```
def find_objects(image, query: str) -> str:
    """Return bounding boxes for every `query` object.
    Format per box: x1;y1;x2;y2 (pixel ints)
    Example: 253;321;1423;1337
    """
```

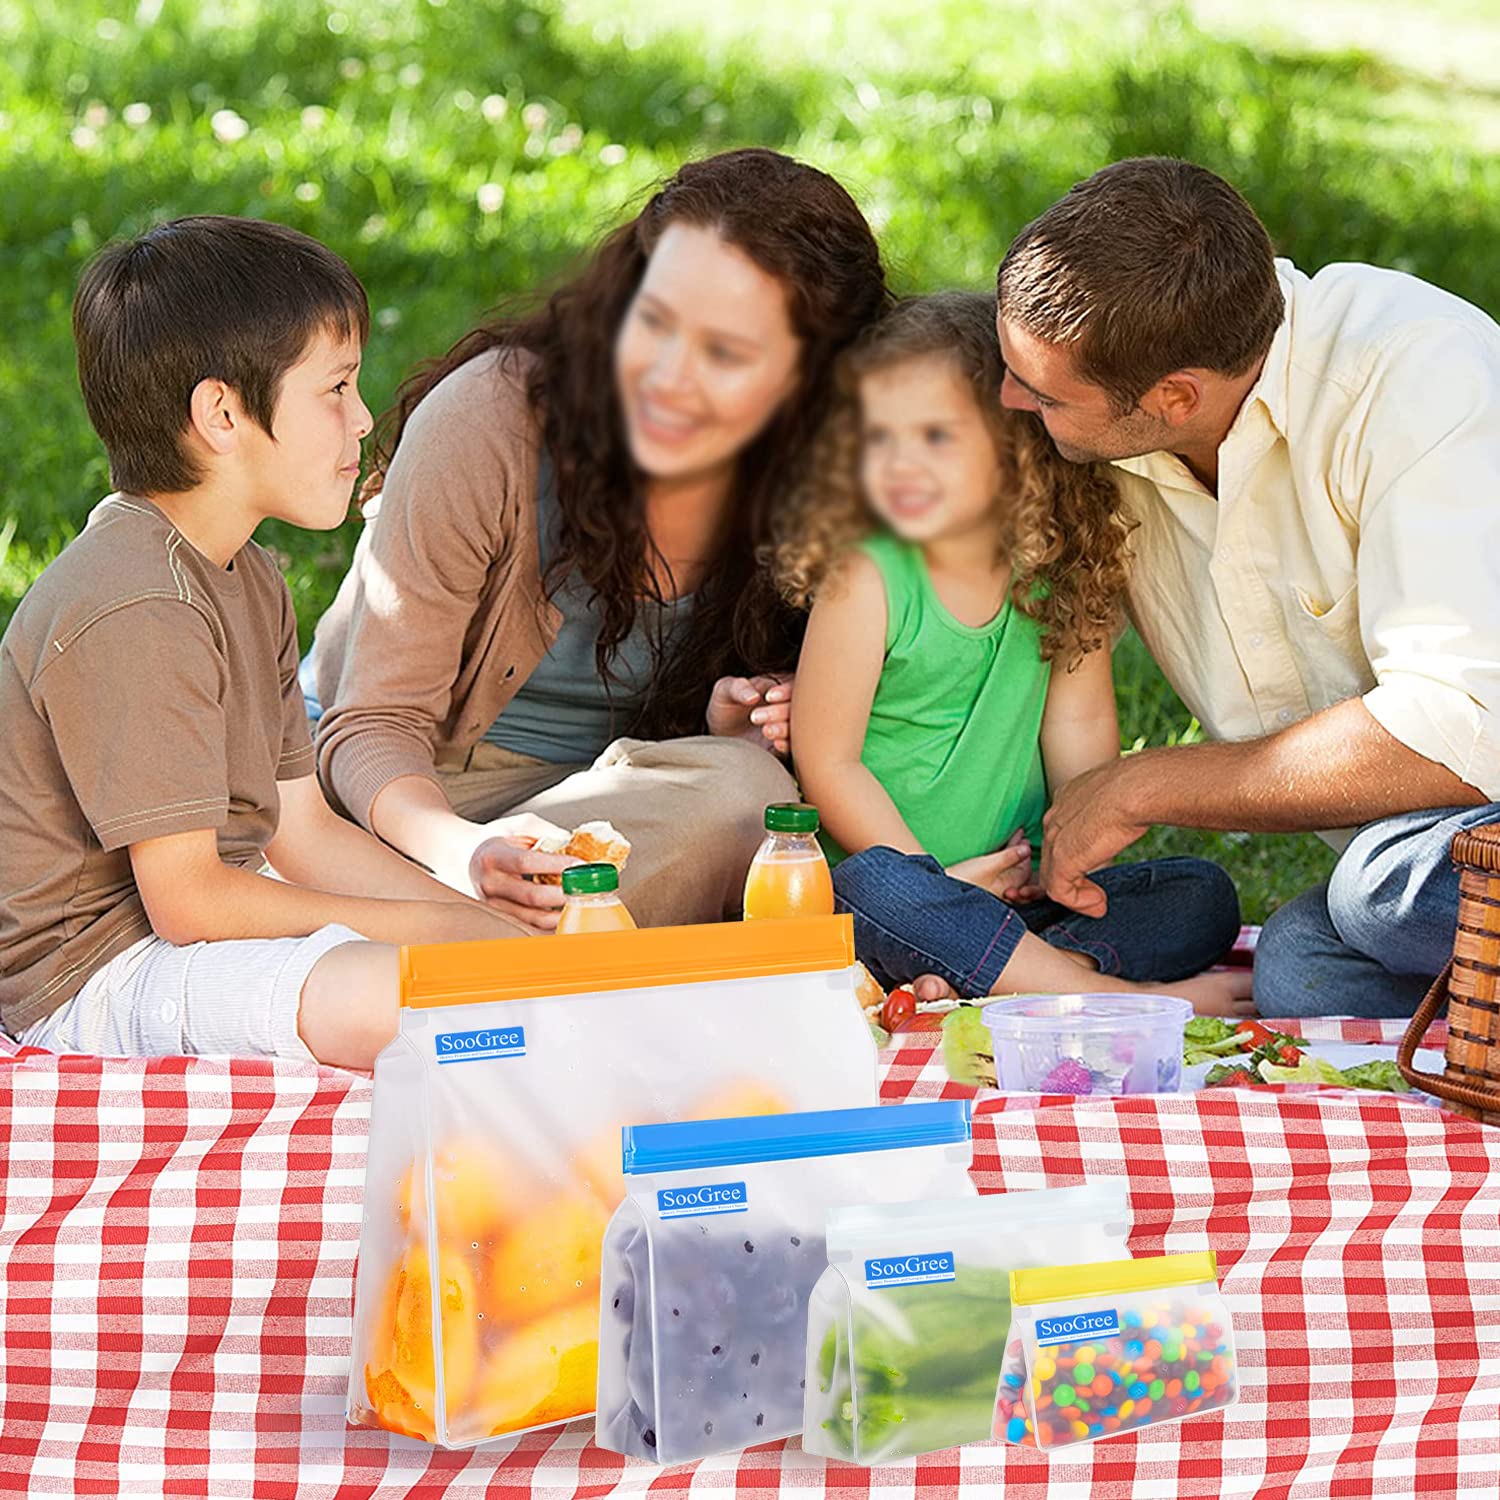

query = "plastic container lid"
621;1099;971;1174
982;992;1193;1038
764;802;820;834
561;862;620;896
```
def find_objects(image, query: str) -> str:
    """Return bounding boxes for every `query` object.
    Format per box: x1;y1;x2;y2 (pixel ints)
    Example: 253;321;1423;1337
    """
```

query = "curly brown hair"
362;148;890;739
772;291;1133;666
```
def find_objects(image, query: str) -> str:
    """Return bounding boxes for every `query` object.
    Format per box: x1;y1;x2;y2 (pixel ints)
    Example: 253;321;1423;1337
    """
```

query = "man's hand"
1040;760;1150;918
707;674;792;756
465;812;577;933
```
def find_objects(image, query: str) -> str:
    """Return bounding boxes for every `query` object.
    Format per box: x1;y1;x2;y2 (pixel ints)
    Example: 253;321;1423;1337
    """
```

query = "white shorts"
19;924;364;1061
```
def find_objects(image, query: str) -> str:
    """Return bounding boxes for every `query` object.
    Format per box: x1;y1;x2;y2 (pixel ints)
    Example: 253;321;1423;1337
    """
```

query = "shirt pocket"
1289;583;1371;707
1292;582;1356;625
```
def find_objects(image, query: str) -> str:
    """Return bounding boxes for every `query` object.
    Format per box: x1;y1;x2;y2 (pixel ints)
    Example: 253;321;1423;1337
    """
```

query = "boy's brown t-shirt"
0;494;315;1035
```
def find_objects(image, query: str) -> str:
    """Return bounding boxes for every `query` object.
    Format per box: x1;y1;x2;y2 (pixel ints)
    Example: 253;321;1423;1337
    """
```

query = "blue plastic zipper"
621;1100;971;1175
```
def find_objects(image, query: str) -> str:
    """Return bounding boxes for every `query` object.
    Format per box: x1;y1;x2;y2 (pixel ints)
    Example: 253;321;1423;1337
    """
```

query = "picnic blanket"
2;1017;1498;1498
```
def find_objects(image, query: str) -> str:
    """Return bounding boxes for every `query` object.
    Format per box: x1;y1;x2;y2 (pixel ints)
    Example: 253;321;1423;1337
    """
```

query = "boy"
0;216;533;1070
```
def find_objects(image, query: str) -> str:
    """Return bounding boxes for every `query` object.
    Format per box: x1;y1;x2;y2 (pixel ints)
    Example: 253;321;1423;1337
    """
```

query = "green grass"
6;0;1499;918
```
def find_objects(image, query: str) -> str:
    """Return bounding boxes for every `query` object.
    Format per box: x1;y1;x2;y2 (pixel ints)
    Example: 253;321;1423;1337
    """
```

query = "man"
995;156;1500;1017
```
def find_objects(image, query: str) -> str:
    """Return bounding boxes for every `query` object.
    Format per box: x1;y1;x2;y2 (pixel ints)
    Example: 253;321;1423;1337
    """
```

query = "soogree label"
656;1181;749;1219
434;1026;526;1063
1035;1308;1121;1346
864;1251;956;1288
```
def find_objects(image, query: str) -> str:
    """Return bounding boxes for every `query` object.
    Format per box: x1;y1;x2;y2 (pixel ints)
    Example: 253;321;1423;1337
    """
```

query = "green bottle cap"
561;862;620;896
764;802;820;834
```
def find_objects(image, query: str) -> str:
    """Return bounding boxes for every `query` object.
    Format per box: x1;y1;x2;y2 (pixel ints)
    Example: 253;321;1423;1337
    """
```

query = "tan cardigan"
313;349;564;829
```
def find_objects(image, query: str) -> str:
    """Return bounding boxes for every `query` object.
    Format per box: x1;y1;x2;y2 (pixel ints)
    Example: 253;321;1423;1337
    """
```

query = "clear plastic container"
743;803;834;919
980;993;1193;1096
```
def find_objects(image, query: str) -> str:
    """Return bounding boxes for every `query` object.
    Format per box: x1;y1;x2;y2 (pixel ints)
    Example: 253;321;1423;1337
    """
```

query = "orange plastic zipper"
399;914;855;1008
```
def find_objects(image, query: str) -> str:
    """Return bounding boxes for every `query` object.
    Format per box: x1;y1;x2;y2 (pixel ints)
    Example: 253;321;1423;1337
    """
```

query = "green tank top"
824;532;1050;868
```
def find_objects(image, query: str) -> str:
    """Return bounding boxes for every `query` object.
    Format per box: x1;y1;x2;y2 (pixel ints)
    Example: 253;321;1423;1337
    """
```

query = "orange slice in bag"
481;1188;610;1325
363;1246;482;1441
467;1297;601;1437
396;1138;536;1247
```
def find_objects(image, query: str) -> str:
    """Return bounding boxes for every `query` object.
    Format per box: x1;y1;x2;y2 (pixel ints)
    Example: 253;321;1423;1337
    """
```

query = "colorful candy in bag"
347;916;878;1447
1000;1250;1237;1448
802;1182;1130;1464
595;1100;974;1464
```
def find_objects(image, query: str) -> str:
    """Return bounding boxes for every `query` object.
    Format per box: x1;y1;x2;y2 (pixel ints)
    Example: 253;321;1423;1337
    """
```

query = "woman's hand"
465;813;578;934
946;829;1041;905
707;673;793;756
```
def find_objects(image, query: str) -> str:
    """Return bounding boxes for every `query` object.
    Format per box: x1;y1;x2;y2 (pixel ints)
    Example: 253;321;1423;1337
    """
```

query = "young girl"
781;293;1247;1012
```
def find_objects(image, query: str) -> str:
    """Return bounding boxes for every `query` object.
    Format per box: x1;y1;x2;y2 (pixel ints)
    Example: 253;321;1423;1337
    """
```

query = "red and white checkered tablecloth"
2;1018;1498;1499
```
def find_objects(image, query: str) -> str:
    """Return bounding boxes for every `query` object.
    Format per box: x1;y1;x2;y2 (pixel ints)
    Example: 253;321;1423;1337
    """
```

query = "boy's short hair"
73;216;370;495
997;157;1284;411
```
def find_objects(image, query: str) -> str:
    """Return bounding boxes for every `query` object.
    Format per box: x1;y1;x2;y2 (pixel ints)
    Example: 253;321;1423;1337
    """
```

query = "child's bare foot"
1151;968;1256;1018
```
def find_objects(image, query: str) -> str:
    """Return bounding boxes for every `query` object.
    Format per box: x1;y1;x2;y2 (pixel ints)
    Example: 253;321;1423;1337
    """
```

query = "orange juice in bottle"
556;863;637;934
743;802;834;919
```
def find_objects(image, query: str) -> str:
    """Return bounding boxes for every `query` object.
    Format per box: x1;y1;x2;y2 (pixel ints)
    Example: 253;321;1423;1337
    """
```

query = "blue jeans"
1253;804;1500;1018
832;847;1241;995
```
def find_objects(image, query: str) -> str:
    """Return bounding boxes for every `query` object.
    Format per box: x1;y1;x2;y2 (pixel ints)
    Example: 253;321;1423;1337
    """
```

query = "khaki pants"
435;736;798;928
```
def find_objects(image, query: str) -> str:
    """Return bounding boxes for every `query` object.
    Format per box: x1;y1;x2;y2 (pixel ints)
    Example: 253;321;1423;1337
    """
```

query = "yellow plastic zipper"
1011;1250;1219;1306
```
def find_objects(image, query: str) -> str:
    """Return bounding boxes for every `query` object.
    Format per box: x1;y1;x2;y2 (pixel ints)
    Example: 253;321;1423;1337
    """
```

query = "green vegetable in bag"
815;1267;1011;1458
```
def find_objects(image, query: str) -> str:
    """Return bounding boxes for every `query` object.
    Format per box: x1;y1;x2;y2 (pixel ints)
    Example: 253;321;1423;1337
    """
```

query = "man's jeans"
1253;804;1500;1018
832;847;1241;995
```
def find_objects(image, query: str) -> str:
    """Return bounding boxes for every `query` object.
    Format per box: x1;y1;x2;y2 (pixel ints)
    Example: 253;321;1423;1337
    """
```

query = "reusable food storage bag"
347;916;877;1447
596;1100;974;1463
1003;1251;1236;1449
803;1182;1130;1463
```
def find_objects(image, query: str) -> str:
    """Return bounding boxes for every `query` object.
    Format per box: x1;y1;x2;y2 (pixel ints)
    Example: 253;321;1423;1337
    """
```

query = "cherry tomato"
882;988;917;1031
1236;1021;1277;1051
1276;1043;1304;1066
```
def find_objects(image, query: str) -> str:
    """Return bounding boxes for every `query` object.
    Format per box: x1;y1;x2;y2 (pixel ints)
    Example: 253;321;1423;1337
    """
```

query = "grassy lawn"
5;0;1498;919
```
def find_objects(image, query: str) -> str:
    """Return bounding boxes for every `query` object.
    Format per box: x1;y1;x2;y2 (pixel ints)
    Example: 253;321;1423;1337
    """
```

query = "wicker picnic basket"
1398;824;1500;1125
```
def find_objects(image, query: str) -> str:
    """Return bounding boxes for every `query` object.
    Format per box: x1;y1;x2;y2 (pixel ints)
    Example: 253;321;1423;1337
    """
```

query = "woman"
311;148;890;931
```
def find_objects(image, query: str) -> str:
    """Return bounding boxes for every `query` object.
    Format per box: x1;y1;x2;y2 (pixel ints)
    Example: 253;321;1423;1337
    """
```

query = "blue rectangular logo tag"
434;1025;526;1064
656;1181;749;1219
1035;1309;1121;1346
864;1251;956;1288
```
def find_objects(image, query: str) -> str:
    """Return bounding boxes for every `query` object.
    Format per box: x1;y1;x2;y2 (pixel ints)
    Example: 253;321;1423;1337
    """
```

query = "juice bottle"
743;802;835;919
556;863;637;934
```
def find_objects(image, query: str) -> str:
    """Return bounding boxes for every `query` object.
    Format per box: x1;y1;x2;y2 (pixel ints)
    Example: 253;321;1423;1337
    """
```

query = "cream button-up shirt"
1112;258;1500;844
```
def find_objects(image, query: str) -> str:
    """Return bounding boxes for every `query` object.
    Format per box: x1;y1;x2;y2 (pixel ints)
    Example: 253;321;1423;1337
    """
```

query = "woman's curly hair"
772;291;1134;667
360;148;890;739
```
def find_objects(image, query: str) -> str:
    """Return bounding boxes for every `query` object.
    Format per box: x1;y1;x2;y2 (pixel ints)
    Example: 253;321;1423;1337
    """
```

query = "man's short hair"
997;157;1284;410
73;216;369;495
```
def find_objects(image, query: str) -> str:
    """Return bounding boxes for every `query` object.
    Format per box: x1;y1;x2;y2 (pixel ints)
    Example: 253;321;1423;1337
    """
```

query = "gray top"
484;460;695;763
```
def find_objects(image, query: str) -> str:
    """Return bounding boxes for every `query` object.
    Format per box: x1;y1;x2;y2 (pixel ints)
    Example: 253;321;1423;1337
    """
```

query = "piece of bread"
530;820;632;885
853;960;886;1021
